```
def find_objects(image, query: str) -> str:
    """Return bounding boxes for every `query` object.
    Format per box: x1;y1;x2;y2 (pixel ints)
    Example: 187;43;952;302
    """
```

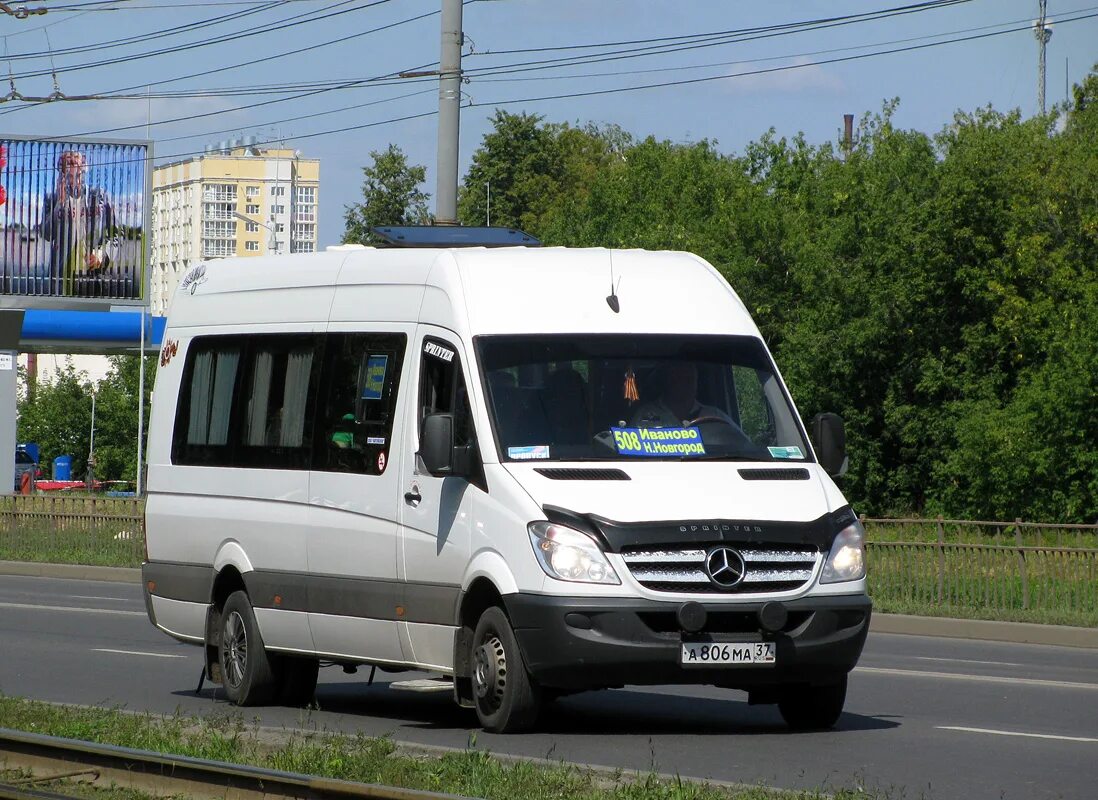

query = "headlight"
528;521;620;585
820;519;866;584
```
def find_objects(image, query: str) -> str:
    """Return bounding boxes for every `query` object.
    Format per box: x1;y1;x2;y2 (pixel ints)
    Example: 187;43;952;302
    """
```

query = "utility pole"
435;0;463;225
1034;0;1053;115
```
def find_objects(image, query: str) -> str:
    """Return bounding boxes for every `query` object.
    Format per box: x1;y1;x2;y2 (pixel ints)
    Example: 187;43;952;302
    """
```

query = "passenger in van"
331;413;356;448
631;362;735;429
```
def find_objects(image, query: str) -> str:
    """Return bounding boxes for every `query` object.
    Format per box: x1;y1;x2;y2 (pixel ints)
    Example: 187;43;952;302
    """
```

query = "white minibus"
142;227;870;732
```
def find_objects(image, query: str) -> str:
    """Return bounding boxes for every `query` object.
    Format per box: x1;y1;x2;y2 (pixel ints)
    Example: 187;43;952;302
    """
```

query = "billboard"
0;137;150;306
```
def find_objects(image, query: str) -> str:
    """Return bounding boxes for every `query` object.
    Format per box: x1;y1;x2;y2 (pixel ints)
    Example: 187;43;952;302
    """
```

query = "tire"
219;590;279;706
277;657;320;707
777;675;848;731
470;606;541;733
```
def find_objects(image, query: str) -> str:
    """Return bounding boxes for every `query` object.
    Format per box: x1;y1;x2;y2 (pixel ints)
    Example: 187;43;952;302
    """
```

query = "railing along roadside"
0;495;145;569
863;516;1098;626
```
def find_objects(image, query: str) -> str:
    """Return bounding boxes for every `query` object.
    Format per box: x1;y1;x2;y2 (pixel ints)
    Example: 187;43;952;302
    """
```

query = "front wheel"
470;606;541;733
219;590;278;706
777;675;848;731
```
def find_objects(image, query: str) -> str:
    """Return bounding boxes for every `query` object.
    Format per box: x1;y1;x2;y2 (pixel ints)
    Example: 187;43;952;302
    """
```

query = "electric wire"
7;0;385;82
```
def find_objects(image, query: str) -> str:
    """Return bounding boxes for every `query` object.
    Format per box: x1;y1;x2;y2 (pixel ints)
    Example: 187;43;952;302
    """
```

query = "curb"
2;560;1094;649
0;560;140;584
870;613;1098;649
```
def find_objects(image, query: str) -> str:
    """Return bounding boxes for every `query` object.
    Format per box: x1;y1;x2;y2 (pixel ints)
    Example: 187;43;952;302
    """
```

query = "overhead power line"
468;11;1098;109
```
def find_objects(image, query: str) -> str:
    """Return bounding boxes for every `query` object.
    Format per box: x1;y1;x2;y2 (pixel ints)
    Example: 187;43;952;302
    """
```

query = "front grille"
620;544;820;594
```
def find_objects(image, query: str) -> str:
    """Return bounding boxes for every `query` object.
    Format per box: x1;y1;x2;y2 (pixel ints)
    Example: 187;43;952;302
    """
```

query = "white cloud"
722;57;844;95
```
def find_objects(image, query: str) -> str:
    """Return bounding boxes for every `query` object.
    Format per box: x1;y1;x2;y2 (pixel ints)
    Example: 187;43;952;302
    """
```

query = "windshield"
477;334;811;463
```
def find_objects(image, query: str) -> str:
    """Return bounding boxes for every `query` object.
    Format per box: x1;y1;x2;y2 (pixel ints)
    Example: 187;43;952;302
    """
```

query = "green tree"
17;361;93;481
343;145;430;244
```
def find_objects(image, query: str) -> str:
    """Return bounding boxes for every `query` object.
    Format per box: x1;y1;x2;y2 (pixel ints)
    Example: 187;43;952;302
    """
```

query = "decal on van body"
423;341;455;362
180;264;208;295
159;338;179;368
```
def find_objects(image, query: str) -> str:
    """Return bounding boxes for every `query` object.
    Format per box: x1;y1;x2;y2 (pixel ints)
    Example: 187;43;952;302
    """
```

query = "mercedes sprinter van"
143;229;870;732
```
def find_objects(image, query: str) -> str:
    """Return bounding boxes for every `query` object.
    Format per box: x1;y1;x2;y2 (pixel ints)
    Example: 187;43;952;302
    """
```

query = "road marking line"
912;656;1023;667
855;666;1098;691
938;726;1098;743
0;601;145;617
92;648;186;659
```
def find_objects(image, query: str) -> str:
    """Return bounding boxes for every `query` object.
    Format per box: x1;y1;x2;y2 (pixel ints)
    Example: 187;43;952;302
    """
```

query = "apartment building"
150;138;319;314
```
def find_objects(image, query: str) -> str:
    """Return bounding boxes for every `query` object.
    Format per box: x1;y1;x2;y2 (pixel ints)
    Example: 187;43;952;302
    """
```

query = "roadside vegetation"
0;696;903;800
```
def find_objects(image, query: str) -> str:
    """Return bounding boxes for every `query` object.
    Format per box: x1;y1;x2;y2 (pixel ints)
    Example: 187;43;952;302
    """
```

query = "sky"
0;0;1093;248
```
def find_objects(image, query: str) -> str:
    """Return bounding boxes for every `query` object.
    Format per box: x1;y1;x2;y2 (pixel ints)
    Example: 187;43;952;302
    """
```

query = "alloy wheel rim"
221;610;247;689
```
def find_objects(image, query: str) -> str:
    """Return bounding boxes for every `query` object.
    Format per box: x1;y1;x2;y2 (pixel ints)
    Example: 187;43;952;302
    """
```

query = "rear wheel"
777;675;847;731
219;590;278;706
470;606;541;733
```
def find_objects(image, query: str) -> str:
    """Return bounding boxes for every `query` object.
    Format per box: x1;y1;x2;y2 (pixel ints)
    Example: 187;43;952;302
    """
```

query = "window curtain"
245;350;274;446
280;348;313;447
187;351;213;444
209;350;239;446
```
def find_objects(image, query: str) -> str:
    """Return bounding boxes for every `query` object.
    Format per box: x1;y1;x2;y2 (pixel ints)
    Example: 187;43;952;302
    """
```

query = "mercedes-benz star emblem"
705;546;746;589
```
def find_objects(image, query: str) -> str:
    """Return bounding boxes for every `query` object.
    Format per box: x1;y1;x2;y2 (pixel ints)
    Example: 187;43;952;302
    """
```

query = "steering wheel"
685;415;734;427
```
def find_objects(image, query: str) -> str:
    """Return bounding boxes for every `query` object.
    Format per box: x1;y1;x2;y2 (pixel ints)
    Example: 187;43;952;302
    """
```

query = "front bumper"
504;592;870;691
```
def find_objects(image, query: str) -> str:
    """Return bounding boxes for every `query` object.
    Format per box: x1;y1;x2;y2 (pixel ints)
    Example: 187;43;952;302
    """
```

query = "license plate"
680;641;776;667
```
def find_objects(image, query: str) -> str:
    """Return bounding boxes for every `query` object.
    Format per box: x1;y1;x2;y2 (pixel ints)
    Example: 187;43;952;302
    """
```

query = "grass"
0;696;894;800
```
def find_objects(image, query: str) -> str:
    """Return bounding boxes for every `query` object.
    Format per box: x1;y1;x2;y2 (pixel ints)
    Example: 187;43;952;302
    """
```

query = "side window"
174;338;243;465
313;333;406;475
419;337;474;448
235;335;320;469
172;334;319;469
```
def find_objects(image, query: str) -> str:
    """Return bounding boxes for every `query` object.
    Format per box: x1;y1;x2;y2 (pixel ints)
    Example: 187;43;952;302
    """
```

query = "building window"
246;203;260;214
271;185;286;197
202;239;236;257
270;204;285;216
245;241;259;252
290;241;315;253
274;223;285;233
203;183;236;202
292;223;315;241
202;220;237;239
293;186;315;204
245;221;260;232
246;186;259;198
203;202;234;221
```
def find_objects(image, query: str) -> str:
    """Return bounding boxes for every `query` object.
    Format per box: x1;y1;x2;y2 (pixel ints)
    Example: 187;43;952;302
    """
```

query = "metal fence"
1;500;1096;626
864;517;1098;627
0;495;144;568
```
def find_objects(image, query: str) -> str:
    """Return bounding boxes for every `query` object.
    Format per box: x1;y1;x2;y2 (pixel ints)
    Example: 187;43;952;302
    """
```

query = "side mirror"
811;412;848;478
419;413;454;476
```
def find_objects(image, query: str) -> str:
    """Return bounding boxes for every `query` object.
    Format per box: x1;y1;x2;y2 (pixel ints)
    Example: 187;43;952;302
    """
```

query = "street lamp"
232;211;279;254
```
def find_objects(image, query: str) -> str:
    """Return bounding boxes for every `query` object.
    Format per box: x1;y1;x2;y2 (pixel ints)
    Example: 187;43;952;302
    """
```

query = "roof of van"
165;247;760;339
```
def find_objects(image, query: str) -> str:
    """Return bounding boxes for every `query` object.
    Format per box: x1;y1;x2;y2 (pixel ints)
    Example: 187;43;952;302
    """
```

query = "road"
1;574;1096;799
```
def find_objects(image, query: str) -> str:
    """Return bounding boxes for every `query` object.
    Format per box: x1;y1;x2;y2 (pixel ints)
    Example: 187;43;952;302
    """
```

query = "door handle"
404;489;422;505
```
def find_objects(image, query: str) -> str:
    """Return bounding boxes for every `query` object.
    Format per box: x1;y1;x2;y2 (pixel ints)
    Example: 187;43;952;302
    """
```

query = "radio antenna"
606;250;621;313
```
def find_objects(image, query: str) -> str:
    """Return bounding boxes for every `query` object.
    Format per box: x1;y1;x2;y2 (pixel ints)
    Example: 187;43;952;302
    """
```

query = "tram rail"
0;727;470;800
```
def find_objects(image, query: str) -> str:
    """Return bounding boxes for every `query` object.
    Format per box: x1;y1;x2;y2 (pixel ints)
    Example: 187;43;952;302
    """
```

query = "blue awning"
20;309;165;354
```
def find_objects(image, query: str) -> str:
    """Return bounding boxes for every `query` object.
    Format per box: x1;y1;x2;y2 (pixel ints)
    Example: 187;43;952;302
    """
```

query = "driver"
631;362;736;428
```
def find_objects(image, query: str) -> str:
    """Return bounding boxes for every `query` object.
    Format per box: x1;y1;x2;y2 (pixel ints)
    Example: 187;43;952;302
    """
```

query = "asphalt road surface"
1;574;1096;799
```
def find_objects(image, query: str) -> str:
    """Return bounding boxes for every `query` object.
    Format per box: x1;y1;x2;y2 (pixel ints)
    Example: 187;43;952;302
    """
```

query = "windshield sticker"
508;445;550;460
424;341;455;362
768;446;804;459
612;427;706;457
361;354;388;400
366;436;386;445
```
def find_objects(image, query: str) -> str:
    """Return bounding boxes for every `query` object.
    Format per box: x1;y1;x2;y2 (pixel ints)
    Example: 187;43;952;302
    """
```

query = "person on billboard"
39;149;115;297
